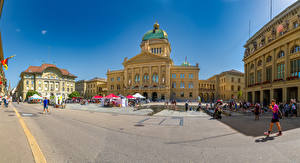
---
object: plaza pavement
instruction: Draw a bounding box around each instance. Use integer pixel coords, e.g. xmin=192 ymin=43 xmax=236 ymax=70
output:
xmin=1 ymin=102 xmax=300 ymax=162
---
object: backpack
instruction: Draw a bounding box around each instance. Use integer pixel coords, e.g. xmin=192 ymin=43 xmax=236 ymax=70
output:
xmin=278 ymin=109 xmax=283 ymax=119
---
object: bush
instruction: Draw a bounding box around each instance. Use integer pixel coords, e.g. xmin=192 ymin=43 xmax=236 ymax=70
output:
xmin=68 ymin=91 xmax=80 ymax=98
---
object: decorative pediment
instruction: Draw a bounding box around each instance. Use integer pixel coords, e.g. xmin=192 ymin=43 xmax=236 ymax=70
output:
xmin=123 ymin=51 xmax=173 ymax=66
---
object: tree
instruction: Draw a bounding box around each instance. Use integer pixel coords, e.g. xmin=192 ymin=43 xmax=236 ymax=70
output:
xmin=68 ymin=91 xmax=80 ymax=98
xmin=26 ymin=90 xmax=40 ymax=100
xmin=237 ymin=90 xmax=243 ymax=100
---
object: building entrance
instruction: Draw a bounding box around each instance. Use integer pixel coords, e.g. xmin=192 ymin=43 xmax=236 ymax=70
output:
xmin=143 ymin=92 xmax=148 ymax=99
xmin=255 ymin=91 xmax=260 ymax=103
xmin=274 ymin=88 xmax=283 ymax=103
xmin=263 ymin=90 xmax=270 ymax=106
xmin=247 ymin=92 xmax=253 ymax=103
xmin=152 ymin=92 xmax=158 ymax=101
xmin=287 ymin=87 xmax=298 ymax=102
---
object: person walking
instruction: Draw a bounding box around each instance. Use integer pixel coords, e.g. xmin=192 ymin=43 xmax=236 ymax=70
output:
xmin=264 ymin=99 xmax=282 ymax=136
xmin=43 ymin=97 xmax=49 ymax=114
xmin=291 ymin=100 xmax=297 ymax=117
xmin=254 ymin=103 xmax=261 ymax=120
xmin=284 ymin=102 xmax=289 ymax=118
xmin=185 ymin=100 xmax=189 ymax=112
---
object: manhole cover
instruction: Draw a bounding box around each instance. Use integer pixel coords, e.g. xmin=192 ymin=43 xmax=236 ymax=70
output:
xmin=21 ymin=113 xmax=34 ymax=117
xmin=134 ymin=124 xmax=144 ymax=127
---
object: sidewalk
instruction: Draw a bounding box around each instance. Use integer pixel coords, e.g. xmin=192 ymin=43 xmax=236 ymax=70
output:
xmin=0 ymin=104 xmax=34 ymax=163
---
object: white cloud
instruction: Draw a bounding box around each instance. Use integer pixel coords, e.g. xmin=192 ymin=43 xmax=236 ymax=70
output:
xmin=41 ymin=30 xmax=47 ymax=35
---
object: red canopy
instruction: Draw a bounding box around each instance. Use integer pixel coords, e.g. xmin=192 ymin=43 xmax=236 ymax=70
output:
xmin=104 ymin=94 xmax=120 ymax=99
xmin=92 ymin=95 xmax=103 ymax=99
xmin=126 ymin=95 xmax=136 ymax=99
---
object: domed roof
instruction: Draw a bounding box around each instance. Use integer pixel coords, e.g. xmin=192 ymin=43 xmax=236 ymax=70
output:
xmin=142 ymin=22 xmax=168 ymax=41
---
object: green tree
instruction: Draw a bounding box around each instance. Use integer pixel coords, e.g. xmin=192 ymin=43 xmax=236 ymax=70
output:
xmin=68 ymin=91 xmax=80 ymax=98
xmin=26 ymin=90 xmax=40 ymax=100
xmin=237 ymin=90 xmax=243 ymax=100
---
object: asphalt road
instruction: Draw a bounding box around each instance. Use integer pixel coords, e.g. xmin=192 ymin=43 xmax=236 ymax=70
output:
xmin=3 ymin=102 xmax=300 ymax=163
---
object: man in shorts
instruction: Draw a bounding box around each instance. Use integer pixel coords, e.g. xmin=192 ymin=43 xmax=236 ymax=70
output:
xmin=264 ymin=99 xmax=282 ymax=136
xmin=43 ymin=97 xmax=49 ymax=113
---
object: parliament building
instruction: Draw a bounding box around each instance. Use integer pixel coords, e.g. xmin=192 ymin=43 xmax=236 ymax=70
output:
xmin=107 ymin=22 xmax=200 ymax=101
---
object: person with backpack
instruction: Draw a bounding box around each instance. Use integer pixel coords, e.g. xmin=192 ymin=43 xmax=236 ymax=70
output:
xmin=291 ymin=101 xmax=297 ymax=117
xmin=264 ymin=99 xmax=282 ymax=136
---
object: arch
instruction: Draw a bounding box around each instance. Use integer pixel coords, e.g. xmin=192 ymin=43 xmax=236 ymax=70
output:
xmin=257 ymin=60 xmax=262 ymax=66
xmin=277 ymin=50 xmax=285 ymax=58
xmin=152 ymin=92 xmax=158 ymax=101
xmin=143 ymin=92 xmax=148 ymax=99
xmin=266 ymin=56 xmax=272 ymax=62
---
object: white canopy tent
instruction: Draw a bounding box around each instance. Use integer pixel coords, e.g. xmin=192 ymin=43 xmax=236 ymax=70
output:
xmin=29 ymin=94 xmax=43 ymax=100
xmin=133 ymin=93 xmax=145 ymax=99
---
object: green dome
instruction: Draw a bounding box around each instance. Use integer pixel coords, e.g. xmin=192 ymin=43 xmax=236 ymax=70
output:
xmin=142 ymin=22 xmax=168 ymax=41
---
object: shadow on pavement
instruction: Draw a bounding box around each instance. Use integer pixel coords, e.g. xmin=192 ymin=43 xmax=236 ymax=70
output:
xmin=255 ymin=135 xmax=278 ymax=143
xmin=217 ymin=114 xmax=300 ymax=137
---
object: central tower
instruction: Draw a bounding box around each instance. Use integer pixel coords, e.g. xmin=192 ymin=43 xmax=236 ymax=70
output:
xmin=140 ymin=22 xmax=171 ymax=57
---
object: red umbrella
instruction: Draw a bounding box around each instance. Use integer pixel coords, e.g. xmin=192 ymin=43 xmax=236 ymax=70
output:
xmin=126 ymin=95 xmax=136 ymax=99
xmin=93 ymin=95 xmax=103 ymax=99
xmin=105 ymin=94 xmax=120 ymax=99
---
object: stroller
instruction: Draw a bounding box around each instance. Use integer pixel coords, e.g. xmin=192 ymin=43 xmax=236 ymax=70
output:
xmin=213 ymin=100 xmax=223 ymax=119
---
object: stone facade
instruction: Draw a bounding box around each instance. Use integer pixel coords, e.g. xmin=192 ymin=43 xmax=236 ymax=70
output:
xmin=76 ymin=77 xmax=107 ymax=98
xmin=207 ymin=70 xmax=244 ymax=101
xmin=107 ymin=22 xmax=199 ymax=101
xmin=16 ymin=64 xmax=77 ymax=100
xmin=244 ymin=1 xmax=300 ymax=105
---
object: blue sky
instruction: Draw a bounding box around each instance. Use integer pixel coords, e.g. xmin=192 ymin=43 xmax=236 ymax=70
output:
xmin=0 ymin=0 xmax=297 ymax=87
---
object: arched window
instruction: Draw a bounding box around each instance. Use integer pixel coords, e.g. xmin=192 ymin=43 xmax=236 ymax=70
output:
xmin=291 ymin=45 xmax=300 ymax=54
xmin=257 ymin=60 xmax=262 ymax=66
xmin=278 ymin=51 xmax=285 ymax=58
xmin=134 ymin=74 xmax=140 ymax=82
xmin=152 ymin=74 xmax=158 ymax=83
xmin=172 ymin=82 xmax=176 ymax=88
xmin=143 ymin=74 xmax=149 ymax=82
xmin=250 ymin=64 xmax=254 ymax=69
xmin=266 ymin=56 xmax=272 ymax=62
xmin=238 ymin=86 xmax=241 ymax=91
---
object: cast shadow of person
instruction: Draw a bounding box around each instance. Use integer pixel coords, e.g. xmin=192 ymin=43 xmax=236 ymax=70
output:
xmin=255 ymin=135 xmax=278 ymax=143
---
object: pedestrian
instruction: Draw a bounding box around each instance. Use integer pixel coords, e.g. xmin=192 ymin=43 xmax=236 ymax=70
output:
xmin=43 ymin=97 xmax=49 ymax=114
xmin=284 ymin=102 xmax=289 ymax=118
xmin=254 ymin=103 xmax=261 ymax=120
xmin=291 ymin=100 xmax=297 ymax=117
xmin=264 ymin=99 xmax=282 ymax=136
xmin=185 ymin=100 xmax=189 ymax=112
xmin=197 ymin=101 xmax=201 ymax=111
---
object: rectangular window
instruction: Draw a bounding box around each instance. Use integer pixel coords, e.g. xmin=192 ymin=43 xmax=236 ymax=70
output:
xmin=111 ymin=78 xmax=114 ymax=82
xmin=117 ymin=77 xmax=120 ymax=81
xmin=172 ymin=74 xmax=176 ymax=78
xmin=172 ymin=82 xmax=176 ymax=88
xmin=249 ymin=73 xmax=254 ymax=85
xmin=188 ymin=83 xmax=194 ymax=88
xmin=180 ymin=74 xmax=185 ymax=78
xmin=290 ymin=59 xmax=300 ymax=77
xmin=277 ymin=63 xmax=285 ymax=79
xmin=257 ymin=70 xmax=262 ymax=83
xmin=266 ymin=67 xmax=272 ymax=81
xmin=294 ymin=21 xmax=299 ymax=29
xmin=231 ymin=77 xmax=234 ymax=82
xmin=180 ymin=82 xmax=185 ymax=88
xmin=189 ymin=74 xmax=193 ymax=79
xmin=111 ymin=85 xmax=114 ymax=90
xmin=238 ymin=78 xmax=240 ymax=83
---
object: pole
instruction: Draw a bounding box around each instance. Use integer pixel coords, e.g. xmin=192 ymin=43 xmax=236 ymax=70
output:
xmin=270 ymin=0 xmax=273 ymax=20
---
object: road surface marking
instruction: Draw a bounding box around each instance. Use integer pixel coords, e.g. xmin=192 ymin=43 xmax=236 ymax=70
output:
xmin=13 ymin=107 xmax=47 ymax=163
